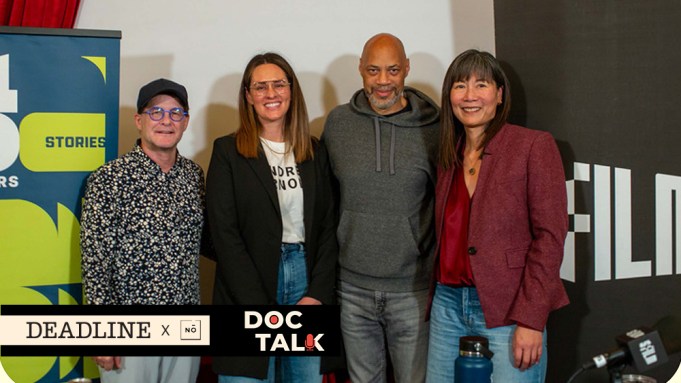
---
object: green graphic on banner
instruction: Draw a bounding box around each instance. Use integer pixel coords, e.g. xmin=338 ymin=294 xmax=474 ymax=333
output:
xmin=0 ymin=28 xmax=120 ymax=383
xmin=20 ymin=112 xmax=106 ymax=172
xmin=0 ymin=201 xmax=93 ymax=382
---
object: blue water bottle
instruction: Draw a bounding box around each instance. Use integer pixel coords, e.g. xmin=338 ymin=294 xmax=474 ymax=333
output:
xmin=454 ymin=336 xmax=494 ymax=383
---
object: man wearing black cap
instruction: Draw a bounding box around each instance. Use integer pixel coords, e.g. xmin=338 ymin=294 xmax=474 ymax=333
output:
xmin=80 ymin=78 xmax=204 ymax=382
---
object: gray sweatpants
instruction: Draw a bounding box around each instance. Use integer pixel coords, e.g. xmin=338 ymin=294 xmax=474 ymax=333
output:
xmin=97 ymin=356 xmax=200 ymax=383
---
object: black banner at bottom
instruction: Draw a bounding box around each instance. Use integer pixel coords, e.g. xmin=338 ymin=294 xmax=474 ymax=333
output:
xmin=0 ymin=304 xmax=341 ymax=357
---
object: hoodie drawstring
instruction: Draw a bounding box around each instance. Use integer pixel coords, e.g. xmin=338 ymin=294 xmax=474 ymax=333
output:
xmin=373 ymin=117 xmax=396 ymax=175
xmin=389 ymin=125 xmax=396 ymax=175
xmin=374 ymin=117 xmax=382 ymax=172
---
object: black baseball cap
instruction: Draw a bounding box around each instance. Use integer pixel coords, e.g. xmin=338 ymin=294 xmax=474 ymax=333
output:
xmin=136 ymin=78 xmax=189 ymax=113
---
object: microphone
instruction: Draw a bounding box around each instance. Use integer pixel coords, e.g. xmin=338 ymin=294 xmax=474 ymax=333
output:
xmin=582 ymin=316 xmax=681 ymax=372
xmin=304 ymin=333 xmax=315 ymax=351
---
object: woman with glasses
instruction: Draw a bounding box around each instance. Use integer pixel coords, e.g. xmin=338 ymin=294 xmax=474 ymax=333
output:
xmin=425 ymin=50 xmax=569 ymax=382
xmin=206 ymin=52 xmax=338 ymax=382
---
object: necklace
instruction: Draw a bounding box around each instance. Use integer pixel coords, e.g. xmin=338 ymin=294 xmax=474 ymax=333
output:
xmin=260 ymin=137 xmax=288 ymax=155
xmin=468 ymin=159 xmax=479 ymax=176
xmin=465 ymin=154 xmax=482 ymax=176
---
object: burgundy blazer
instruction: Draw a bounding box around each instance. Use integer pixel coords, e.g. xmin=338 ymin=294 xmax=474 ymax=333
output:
xmin=435 ymin=123 xmax=569 ymax=330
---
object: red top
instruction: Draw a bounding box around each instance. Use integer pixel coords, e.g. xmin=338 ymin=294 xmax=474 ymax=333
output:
xmin=438 ymin=165 xmax=475 ymax=286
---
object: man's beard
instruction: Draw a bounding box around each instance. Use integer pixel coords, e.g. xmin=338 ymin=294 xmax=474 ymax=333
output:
xmin=366 ymin=86 xmax=403 ymax=112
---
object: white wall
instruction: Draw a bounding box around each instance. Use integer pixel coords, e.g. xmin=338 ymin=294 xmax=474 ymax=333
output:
xmin=76 ymin=0 xmax=495 ymax=170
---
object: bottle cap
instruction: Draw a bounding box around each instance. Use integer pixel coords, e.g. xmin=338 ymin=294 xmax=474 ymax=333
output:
xmin=459 ymin=336 xmax=494 ymax=359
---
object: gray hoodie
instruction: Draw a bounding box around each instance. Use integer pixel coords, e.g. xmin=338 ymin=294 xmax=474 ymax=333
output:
xmin=322 ymin=87 xmax=440 ymax=292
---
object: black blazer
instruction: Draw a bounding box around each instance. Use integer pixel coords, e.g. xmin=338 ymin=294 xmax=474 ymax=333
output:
xmin=206 ymin=134 xmax=338 ymax=378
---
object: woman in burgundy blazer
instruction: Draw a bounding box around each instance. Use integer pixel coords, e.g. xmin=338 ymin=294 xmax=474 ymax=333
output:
xmin=425 ymin=50 xmax=569 ymax=383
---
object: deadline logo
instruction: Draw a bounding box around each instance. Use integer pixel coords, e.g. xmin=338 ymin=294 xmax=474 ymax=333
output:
xmin=245 ymin=311 xmax=324 ymax=352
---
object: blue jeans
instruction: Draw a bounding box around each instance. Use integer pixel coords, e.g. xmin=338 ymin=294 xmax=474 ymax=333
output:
xmin=219 ymin=243 xmax=322 ymax=383
xmin=426 ymin=284 xmax=547 ymax=383
xmin=338 ymin=280 xmax=429 ymax=383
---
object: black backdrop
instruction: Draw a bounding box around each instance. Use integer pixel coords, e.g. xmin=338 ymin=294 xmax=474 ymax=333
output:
xmin=494 ymin=1 xmax=681 ymax=382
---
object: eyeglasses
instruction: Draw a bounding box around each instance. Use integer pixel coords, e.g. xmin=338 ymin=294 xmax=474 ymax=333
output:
xmin=143 ymin=107 xmax=188 ymax=122
xmin=248 ymin=80 xmax=291 ymax=97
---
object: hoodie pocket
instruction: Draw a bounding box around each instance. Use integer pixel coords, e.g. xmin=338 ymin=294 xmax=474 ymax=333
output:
xmin=337 ymin=210 xmax=420 ymax=277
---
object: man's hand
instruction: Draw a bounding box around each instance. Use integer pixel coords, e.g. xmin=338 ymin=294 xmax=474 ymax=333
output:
xmin=512 ymin=326 xmax=543 ymax=370
xmin=92 ymin=356 xmax=121 ymax=371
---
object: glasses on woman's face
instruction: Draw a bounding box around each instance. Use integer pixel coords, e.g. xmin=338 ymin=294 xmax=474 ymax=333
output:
xmin=248 ymin=80 xmax=291 ymax=97
xmin=143 ymin=107 xmax=188 ymax=122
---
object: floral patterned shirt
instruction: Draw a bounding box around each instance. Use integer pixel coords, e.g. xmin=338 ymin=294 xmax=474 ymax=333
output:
xmin=80 ymin=143 xmax=205 ymax=305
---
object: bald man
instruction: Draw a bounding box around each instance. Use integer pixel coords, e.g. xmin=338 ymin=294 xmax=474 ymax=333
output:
xmin=321 ymin=33 xmax=439 ymax=383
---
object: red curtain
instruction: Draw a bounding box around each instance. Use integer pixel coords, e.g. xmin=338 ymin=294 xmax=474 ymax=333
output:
xmin=0 ymin=0 xmax=81 ymax=28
